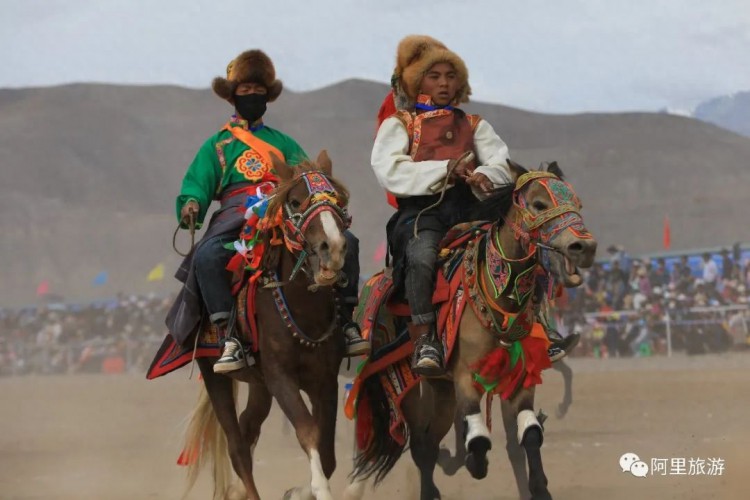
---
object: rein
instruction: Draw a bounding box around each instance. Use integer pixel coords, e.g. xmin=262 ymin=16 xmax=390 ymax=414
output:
xmin=414 ymin=151 xmax=475 ymax=238
xmin=172 ymin=211 xmax=196 ymax=257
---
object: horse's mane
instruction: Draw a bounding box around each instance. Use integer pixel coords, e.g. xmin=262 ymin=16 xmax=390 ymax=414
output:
xmin=470 ymin=159 xmax=528 ymax=223
xmin=266 ymin=160 xmax=350 ymax=217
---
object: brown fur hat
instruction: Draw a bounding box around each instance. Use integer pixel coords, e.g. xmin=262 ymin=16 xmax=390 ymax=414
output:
xmin=212 ymin=50 xmax=283 ymax=102
xmin=392 ymin=35 xmax=471 ymax=108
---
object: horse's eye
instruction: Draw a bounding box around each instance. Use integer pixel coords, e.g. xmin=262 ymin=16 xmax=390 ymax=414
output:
xmin=290 ymin=199 xmax=301 ymax=210
xmin=532 ymin=201 xmax=548 ymax=211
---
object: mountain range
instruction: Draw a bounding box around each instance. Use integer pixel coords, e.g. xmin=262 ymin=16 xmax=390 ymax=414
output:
xmin=1 ymin=80 xmax=749 ymax=306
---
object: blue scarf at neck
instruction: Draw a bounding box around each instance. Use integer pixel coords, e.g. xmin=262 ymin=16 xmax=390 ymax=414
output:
xmin=415 ymin=102 xmax=454 ymax=112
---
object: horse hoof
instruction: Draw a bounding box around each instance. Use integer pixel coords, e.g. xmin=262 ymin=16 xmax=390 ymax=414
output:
xmin=465 ymin=436 xmax=491 ymax=479
xmin=437 ymin=447 xmax=463 ymax=476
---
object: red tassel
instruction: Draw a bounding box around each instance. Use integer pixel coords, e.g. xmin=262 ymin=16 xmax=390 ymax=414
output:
xmin=473 ymin=334 xmax=552 ymax=401
xmin=176 ymin=446 xmax=198 ymax=466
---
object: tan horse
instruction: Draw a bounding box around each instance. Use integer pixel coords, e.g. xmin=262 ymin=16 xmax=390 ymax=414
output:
xmin=345 ymin=161 xmax=597 ymax=500
xmin=179 ymin=152 xmax=351 ymax=500
xmin=437 ymin=358 xmax=575 ymax=499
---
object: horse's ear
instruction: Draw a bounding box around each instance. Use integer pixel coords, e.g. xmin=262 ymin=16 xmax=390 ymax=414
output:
xmin=506 ymin=158 xmax=528 ymax=182
xmin=270 ymin=152 xmax=293 ymax=181
xmin=316 ymin=150 xmax=333 ymax=176
xmin=546 ymin=161 xmax=565 ymax=179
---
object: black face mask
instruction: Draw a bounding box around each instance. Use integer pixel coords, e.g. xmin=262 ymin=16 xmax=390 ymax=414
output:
xmin=234 ymin=93 xmax=268 ymax=123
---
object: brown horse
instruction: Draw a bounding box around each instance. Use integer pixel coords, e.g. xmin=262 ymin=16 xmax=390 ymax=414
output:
xmin=180 ymin=152 xmax=351 ymax=500
xmin=345 ymin=161 xmax=597 ymax=500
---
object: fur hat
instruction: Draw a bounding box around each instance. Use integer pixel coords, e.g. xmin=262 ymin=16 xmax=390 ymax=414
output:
xmin=212 ymin=50 xmax=283 ymax=102
xmin=391 ymin=35 xmax=471 ymax=108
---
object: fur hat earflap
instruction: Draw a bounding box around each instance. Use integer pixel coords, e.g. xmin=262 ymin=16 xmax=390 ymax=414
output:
xmin=212 ymin=50 xmax=283 ymax=102
xmin=392 ymin=35 xmax=471 ymax=108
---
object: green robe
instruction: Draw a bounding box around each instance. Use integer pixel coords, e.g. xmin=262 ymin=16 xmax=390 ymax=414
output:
xmin=176 ymin=116 xmax=307 ymax=227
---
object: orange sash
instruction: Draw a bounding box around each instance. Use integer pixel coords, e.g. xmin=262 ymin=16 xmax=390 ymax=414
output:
xmin=223 ymin=123 xmax=286 ymax=165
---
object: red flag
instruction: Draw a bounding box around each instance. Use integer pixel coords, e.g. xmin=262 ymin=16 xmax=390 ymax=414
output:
xmin=663 ymin=215 xmax=671 ymax=250
xmin=373 ymin=240 xmax=387 ymax=263
xmin=36 ymin=280 xmax=49 ymax=296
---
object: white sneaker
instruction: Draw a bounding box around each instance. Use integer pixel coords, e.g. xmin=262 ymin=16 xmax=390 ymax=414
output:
xmin=213 ymin=338 xmax=247 ymax=373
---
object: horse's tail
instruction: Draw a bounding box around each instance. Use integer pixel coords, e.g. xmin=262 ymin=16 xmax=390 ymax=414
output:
xmin=351 ymin=373 xmax=408 ymax=485
xmin=180 ymin=380 xmax=239 ymax=500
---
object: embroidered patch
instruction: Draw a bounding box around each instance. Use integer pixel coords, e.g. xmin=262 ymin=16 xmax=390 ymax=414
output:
xmin=512 ymin=265 xmax=536 ymax=304
xmin=485 ymin=235 xmax=511 ymax=299
xmin=543 ymin=178 xmax=581 ymax=208
xmin=303 ymin=171 xmax=335 ymax=196
xmin=235 ymin=149 xmax=271 ymax=181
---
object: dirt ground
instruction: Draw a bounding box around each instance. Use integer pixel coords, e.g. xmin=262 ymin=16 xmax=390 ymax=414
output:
xmin=1 ymin=353 xmax=748 ymax=500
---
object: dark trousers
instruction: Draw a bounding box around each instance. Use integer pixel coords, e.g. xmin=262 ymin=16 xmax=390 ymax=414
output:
xmin=193 ymin=235 xmax=236 ymax=324
xmin=339 ymin=231 xmax=361 ymax=319
xmin=193 ymin=231 xmax=361 ymax=324
xmin=405 ymin=229 xmax=443 ymax=325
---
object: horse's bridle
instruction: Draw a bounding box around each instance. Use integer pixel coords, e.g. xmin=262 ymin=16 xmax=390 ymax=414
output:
xmin=262 ymin=170 xmax=351 ymax=347
xmin=266 ymin=171 xmax=351 ymax=287
xmin=506 ymin=171 xmax=592 ymax=254
xmin=500 ymin=171 xmax=594 ymax=298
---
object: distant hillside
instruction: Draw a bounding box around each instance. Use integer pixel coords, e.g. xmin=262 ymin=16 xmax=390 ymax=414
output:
xmin=694 ymin=91 xmax=750 ymax=137
xmin=1 ymin=80 xmax=749 ymax=305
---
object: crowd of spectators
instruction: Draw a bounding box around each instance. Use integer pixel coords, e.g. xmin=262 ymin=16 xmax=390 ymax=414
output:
xmin=2 ymin=245 xmax=749 ymax=375
xmin=561 ymin=245 xmax=750 ymax=358
xmin=0 ymin=294 xmax=171 ymax=376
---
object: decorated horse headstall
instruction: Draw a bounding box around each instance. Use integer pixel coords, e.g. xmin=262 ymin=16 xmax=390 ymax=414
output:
xmin=275 ymin=171 xmax=351 ymax=282
xmin=511 ymin=171 xmax=592 ymax=248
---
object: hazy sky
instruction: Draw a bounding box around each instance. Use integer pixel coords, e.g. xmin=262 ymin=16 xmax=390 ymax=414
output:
xmin=2 ymin=0 xmax=749 ymax=113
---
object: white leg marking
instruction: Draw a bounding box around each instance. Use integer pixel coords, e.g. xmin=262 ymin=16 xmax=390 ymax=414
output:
xmin=464 ymin=412 xmax=491 ymax=449
xmin=309 ymin=449 xmax=333 ymax=500
xmin=517 ymin=409 xmax=542 ymax=445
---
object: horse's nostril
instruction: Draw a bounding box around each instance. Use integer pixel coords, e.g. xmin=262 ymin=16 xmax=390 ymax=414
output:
xmin=319 ymin=242 xmax=329 ymax=253
xmin=567 ymin=242 xmax=584 ymax=254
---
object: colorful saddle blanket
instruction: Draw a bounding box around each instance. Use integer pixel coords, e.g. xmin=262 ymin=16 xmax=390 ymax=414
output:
xmin=345 ymin=222 xmax=551 ymax=448
xmin=146 ymin=279 xmax=259 ymax=380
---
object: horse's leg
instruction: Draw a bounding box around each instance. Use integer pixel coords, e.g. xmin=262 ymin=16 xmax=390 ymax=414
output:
xmin=309 ymin=375 xmax=338 ymax=481
xmin=554 ymin=360 xmax=573 ymax=419
xmin=501 ymin=398 xmax=531 ymax=500
xmin=404 ymin=380 xmax=455 ymax=500
xmin=197 ymin=358 xmax=257 ymax=500
xmin=237 ymin=373 xmax=273 ymax=499
xmin=436 ymin=408 xmax=466 ymax=476
xmin=453 ymin=312 xmax=495 ymax=481
xmin=265 ymin=368 xmax=332 ymax=500
xmin=513 ymin=387 xmax=551 ymax=500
